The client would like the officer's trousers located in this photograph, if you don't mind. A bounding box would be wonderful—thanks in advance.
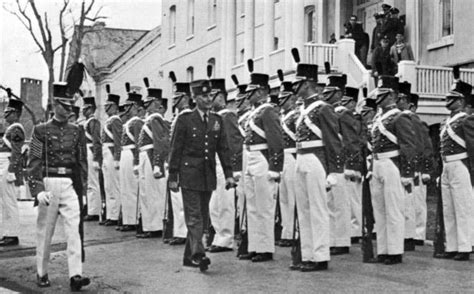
[279,151,296,240]
[404,180,416,240]
[102,146,119,220]
[328,174,352,247]
[210,156,235,248]
[295,153,330,262]
[138,151,165,232]
[170,189,187,238]
[244,150,277,253]
[37,177,82,278]
[86,144,101,216]
[0,153,20,238]
[119,149,138,225]
[413,173,427,241]
[349,180,362,238]
[441,160,473,253]
[370,158,405,255]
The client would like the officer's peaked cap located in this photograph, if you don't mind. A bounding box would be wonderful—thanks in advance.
[190,80,212,96]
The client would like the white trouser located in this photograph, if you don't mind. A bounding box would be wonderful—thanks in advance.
[370,158,405,255]
[328,173,352,247]
[86,146,101,216]
[119,150,138,225]
[37,178,82,278]
[210,156,235,248]
[413,173,427,241]
[295,153,330,262]
[349,180,362,238]
[279,151,296,240]
[441,161,473,253]
[102,147,119,220]
[171,189,187,238]
[244,150,277,253]
[404,179,416,239]
[138,151,165,232]
[0,154,20,237]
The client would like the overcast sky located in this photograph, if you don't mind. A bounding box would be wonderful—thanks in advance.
[0,0,162,98]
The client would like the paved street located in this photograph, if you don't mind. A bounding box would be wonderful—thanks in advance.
[0,201,473,293]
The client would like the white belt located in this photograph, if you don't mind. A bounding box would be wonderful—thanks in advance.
[442,152,468,163]
[103,143,114,148]
[374,150,399,160]
[296,140,324,149]
[0,152,11,159]
[139,144,153,152]
[86,143,93,148]
[246,143,268,151]
[284,148,297,153]
[122,144,135,151]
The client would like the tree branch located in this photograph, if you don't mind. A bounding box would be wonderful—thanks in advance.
[84,0,95,15]
[53,43,65,53]
[85,15,107,22]
[29,0,49,49]
[7,0,45,52]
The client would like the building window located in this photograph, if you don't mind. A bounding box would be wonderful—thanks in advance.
[187,66,194,82]
[207,58,216,77]
[441,0,453,37]
[187,0,195,36]
[304,5,315,43]
[273,37,279,51]
[209,0,217,26]
[240,49,245,63]
[169,5,176,45]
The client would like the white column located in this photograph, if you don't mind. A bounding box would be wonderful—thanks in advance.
[219,0,228,77]
[405,0,420,62]
[263,0,275,73]
[226,0,237,80]
[316,0,324,43]
[336,39,354,74]
[335,0,340,41]
[397,61,417,91]
[284,0,294,69]
[292,0,305,59]
[244,0,255,62]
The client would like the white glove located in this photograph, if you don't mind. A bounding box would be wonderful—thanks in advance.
[164,162,169,171]
[21,144,29,154]
[401,177,412,186]
[133,165,139,176]
[233,171,242,182]
[38,191,52,206]
[93,161,100,171]
[267,171,280,182]
[344,169,361,181]
[365,171,373,180]
[326,173,338,188]
[421,173,431,182]
[436,176,440,185]
[6,173,16,183]
[114,161,120,170]
[153,166,162,178]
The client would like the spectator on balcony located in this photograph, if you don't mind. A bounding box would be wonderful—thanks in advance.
[381,8,400,47]
[371,37,396,83]
[371,12,384,53]
[344,15,367,67]
[390,32,414,72]
[329,33,337,44]
[389,7,405,35]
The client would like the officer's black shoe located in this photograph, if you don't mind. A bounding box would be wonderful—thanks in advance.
[384,254,402,265]
[199,257,211,272]
[0,236,19,246]
[376,254,388,263]
[289,262,302,271]
[169,237,186,245]
[436,251,457,259]
[119,225,137,232]
[36,274,50,288]
[330,246,350,255]
[404,239,415,251]
[238,252,256,260]
[163,238,172,244]
[251,252,273,262]
[98,219,107,225]
[208,245,233,253]
[183,258,200,268]
[351,237,361,244]
[70,275,90,292]
[104,219,118,226]
[83,215,99,221]
[299,261,328,272]
[137,231,162,239]
[453,252,470,261]
[414,239,424,246]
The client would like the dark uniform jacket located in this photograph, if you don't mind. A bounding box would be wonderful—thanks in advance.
[243,102,284,172]
[336,106,363,173]
[138,112,170,177]
[27,119,88,200]
[218,109,243,173]
[168,109,233,191]
[84,116,102,165]
[296,98,344,174]
[281,109,299,152]
[371,107,416,177]
[403,110,434,176]
[1,123,25,185]
[101,115,122,162]
[121,116,144,166]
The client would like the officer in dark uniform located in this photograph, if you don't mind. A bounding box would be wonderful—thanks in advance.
[168,79,235,271]
[28,83,90,290]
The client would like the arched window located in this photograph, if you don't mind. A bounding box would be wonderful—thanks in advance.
[169,5,176,44]
[186,66,194,82]
[187,0,195,36]
[304,5,315,42]
[207,58,216,77]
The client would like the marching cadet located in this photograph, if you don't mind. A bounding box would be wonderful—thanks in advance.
[82,96,102,222]
[370,76,416,265]
[241,60,284,263]
[0,97,25,246]
[167,71,191,245]
[100,86,122,226]
[28,83,90,291]
[168,79,235,271]
[439,78,474,261]
[118,83,144,232]
[277,70,299,247]
[208,75,243,253]
[336,87,364,245]
[292,48,343,271]
[136,78,170,238]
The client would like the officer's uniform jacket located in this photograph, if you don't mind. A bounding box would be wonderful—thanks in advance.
[218,109,243,172]
[296,97,344,174]
[27,119,88,200]
[440,111,474,179]
[169,109,233,191]
[121,116,144,166]
[243,102,284,172]
[84,116,102,165]
[335,105,363,172]
[1,122,25,184]
[281,109,300,154]
[137,112,170,176]
[101,115,122,162]
[371,107,416,178]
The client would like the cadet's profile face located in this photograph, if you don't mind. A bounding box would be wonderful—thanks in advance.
[195,93,213,111]
[82,106,93,117]
[212,92,226,109]
[54,102,72,120]
[68,114,78,123]
[5,111,18,124]
[105,103,117,116]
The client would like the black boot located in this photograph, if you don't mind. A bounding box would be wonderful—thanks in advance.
[70,275,90,292]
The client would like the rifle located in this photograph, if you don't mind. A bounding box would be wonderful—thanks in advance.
[0,85,38,125]
[432,179,445,257]
[98,169,107,222]
[163,181,174,242]
[274,186,283,244]
[290,204,302,267]
[236,197,248,257]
